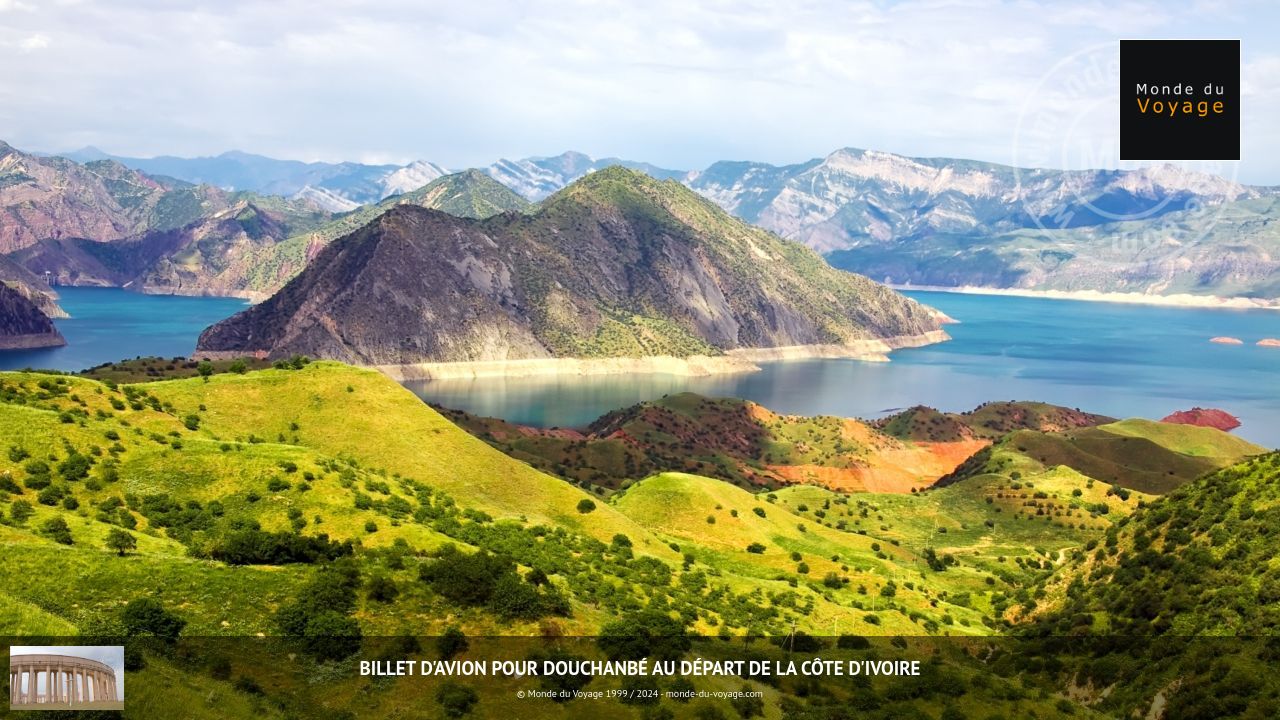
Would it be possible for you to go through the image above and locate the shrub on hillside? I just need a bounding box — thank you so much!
[107,527,138,556]
[121,598,187,641]
[598,609,691,662]
[436,627,469,660]
[419,545,568,620]
[8,499,33,525]
[435,681,478,718]
[211,528,353,565]
[40,516,73,545]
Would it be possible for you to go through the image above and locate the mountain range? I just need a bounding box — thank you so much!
[60,146,682,209]
[195,167,945,365]
[4,157,529,302]
[6,140,1280,319]
[0,140,234,254]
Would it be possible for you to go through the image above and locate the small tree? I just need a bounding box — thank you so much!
[106,527,138,556]
[9,499,33,525]
[303,611,363,661]
[576,498,597,514]
[197,361,214,380]
[435,681,479,718]
[366,574,399,603]
[436,626,468,660]
[41,516,74,545]
[598,609,691,662]
[121,598,187,640]
[229,358,248,374]
[730,684,764,718]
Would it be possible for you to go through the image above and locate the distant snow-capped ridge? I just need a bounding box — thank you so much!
[292,185,360,213]
[380,160,450,199]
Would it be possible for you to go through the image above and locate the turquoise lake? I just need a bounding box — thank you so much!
[0,287,249,372]
[2,287,1278,446]
[407,291,1280,447]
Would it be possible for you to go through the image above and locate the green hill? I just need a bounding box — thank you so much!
[1011,452,1280,719]
[938,419,1263,495]
[1032,451,1280,636]
[0,362,1082,641]
[875,401,1114,442]
[4,361,1264,718]
[439,392,978,494]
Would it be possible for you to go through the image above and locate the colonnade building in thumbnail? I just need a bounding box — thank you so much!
[9,653,119,707]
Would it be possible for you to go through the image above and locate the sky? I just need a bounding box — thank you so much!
[1,0,1278,183]
[10,645,125,697]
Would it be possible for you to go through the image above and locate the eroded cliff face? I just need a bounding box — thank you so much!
[198,167,945,366]
[0,283,65,350]
[0,254,65,318]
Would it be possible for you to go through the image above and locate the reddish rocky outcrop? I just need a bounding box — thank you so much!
[1160,408,1241,432]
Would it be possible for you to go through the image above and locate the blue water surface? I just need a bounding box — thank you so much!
[0,287,248,372]
[407,291,1280,446]
[3,287,1277,445]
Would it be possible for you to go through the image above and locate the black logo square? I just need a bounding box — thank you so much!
[1120,39,1240,160]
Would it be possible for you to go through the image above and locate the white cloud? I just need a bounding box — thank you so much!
[0,0,1276,182]
[19,32,49,50]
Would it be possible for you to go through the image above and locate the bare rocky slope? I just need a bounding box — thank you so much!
[0,253,65,318]
[0,282,65,349]
[197,167,945,365]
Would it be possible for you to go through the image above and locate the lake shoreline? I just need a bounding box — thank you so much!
[894,285,1280,311]
[377,330,951,382]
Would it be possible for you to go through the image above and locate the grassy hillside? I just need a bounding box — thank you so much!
[2,361,1269,718]
[1031,450,1280,635]
[0,361,1116,642]
[440,392,984,494]
[875,401,1114,442]
[938,418,1263,495]
[1009,452,1280,719]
